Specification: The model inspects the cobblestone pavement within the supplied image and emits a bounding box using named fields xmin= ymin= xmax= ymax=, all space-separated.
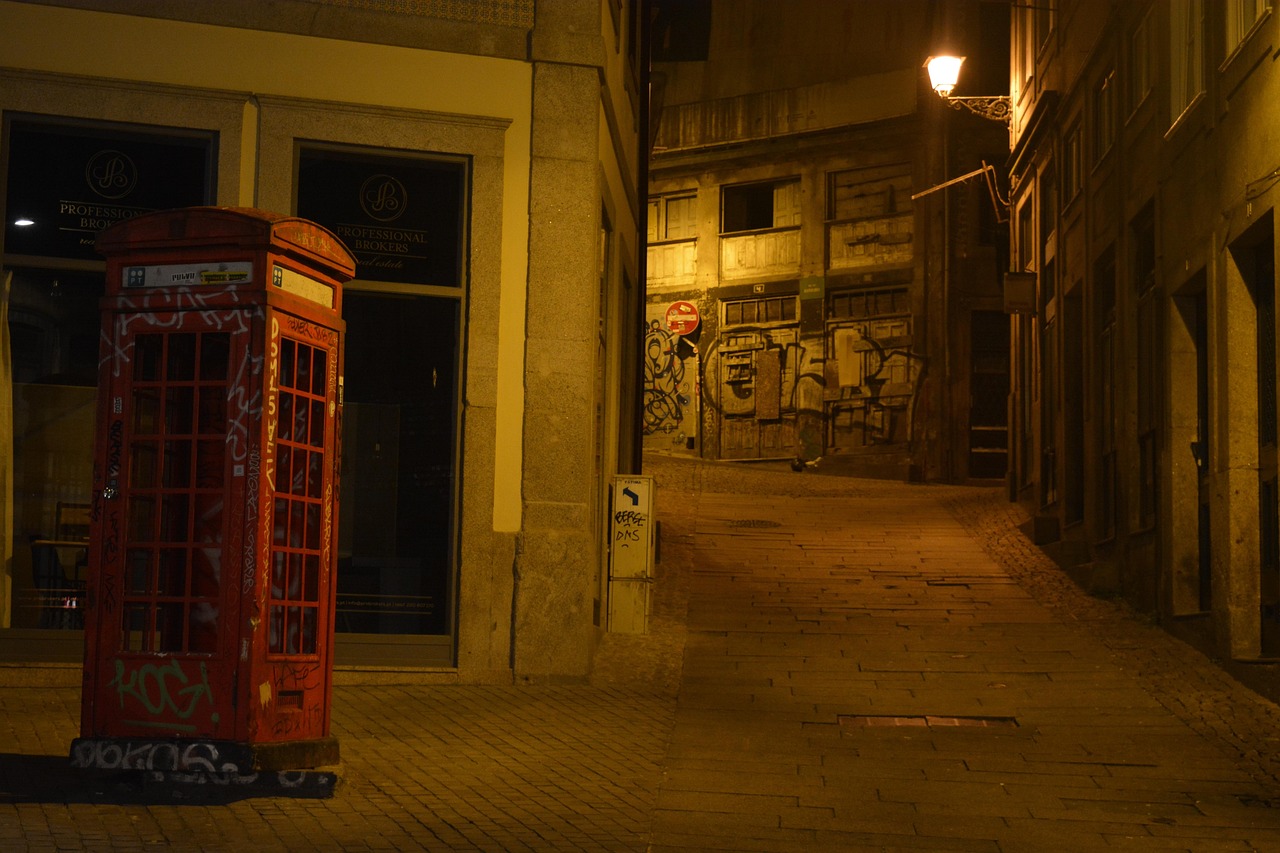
xmin=0 ymin=454 xmax=1277 ymax=851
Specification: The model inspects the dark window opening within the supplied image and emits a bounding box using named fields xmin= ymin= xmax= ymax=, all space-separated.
xmin=722 ymin=179 xmax=799 ymax=234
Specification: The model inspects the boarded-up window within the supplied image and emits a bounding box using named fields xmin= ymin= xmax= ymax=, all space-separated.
xmin=828 ymin=287 xmax=909 ymax=320
xmin=828 ymin=164 xmax=912 ymax=221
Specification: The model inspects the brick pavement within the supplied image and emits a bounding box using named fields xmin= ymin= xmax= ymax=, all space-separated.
xmin=0 ymin=455 xmax=1277 ymax=851
xmin=0 ymin=680 xmax=675 ymax=851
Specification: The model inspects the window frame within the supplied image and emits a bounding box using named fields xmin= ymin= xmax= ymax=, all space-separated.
xmin=1094 ymin=70 xmax=1116 ymax=164
xmin=720 ymin=178 xmax=801 ymax=236
xmin=722 ymin=294 xmax=798 ymax=328
xmin=1169 ymin=0 xmax=1205 ymax=129
xmin=1129 ymin=6 xmax=1155 ymax=117
xmin=1063 ymin=121 xmax=1083 ymax=205
xmin=648 ymin=192 xmax=697 ymax=243
xmin=1226 ymin=0 xmax=1270 ymax=57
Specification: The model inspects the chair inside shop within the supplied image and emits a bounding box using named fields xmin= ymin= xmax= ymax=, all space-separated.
xmin=29 ymin=501 xmax=90 ymax=629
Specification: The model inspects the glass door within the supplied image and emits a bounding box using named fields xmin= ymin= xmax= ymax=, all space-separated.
xmin=335 ymin=291 xmax=460 ymax=662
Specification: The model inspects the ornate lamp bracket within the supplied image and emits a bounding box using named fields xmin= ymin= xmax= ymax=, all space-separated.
xmin=944 ymin=95 xmax=1012 ymax=124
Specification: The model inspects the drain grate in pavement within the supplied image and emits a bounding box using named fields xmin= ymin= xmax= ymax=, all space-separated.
xmin=839 ymin=714 xmax=1019 ymax=729
xmin=727 ymin=519 xmax=782 ymax=528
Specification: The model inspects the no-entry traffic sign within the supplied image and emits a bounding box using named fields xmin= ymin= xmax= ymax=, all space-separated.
xmin=665 ymin=300 xmax=700 ymax=335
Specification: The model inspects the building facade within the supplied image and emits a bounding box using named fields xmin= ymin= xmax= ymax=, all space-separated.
xmin=1007 ymin=0 xmax=1280 ymax=697
xmin=643 ymin=0 xmax=1010 ymax=483
xmin=0 ymin=0 xmax=644 ymax=681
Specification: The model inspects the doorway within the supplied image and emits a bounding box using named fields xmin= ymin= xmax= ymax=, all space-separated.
xmin=336 ymin=291 xmax=460 ymax=664
xmin=969 ymin=311 xmax=1010 ymax=479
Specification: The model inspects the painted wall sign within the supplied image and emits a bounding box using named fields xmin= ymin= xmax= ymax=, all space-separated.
xmin=3 ymin=121 xmax=213 ymax=261
xmin=665 ymin=300 xmax=700 ymax=335
xmin=800 ymin=275 xmax=826 ymax=300
xmin=296 ymin=148 xmax=466 ymax=287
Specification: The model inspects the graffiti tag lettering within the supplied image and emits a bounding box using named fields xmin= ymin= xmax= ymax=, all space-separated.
xmin=109 ymin=658 xmax=216 ymax=724
xmin=643 ymin=319 xmax=687 ymax=435
xmin=613 ymin=509 xmax=646 ymax=545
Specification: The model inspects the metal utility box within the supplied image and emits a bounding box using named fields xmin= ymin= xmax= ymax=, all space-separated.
xmin=608 ymin=476 xmax=655 ymax=634
xmin=72 ymin=207 xmax=355 ymax=778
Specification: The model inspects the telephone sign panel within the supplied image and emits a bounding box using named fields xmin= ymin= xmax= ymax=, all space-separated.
xmin=73 ymin=208 xmax=354 ymax=778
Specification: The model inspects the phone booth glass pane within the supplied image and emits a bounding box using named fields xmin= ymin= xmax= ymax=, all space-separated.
xmin=269 ymin=336 xmax=329 ymax=656
xmin=120 ymin=330 xmax=230 ymax=654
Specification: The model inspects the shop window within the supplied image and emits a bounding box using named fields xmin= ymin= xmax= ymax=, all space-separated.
xmin=336 ymin=293 xmax=459 ymax=638
xmin=3 ymin=118 xmax=211 ymax=635
xmin=297 ymin=144 xmax=467 ymax=655
xmin=3 ymin=119 xmax=213 ymax=262
xmin=297 ymin=146 xmax=465 ymax=288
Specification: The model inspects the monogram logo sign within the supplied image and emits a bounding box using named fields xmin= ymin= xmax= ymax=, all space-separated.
xmin=4 ymin=122 xmax=211 ymax=261
xmin=298 ymin=149 xmax=465 ymax=288
xmin=85 ymin=149 xmax=139 ymax=200
xmin=359 ymin=174 xmax=407 ymax=222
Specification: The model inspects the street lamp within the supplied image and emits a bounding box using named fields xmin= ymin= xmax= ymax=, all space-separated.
xmin=925 ymin=55 xmax=1011 ymax=123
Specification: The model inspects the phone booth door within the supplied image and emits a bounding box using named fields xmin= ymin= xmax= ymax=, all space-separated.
xmin=90 ymin=317 xmax=253 ymax=740
xmin=260 ymin=315 xmax=340 ymax=691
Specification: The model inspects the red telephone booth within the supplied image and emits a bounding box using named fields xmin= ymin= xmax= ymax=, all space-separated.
xmin=71 ymin=208 xmax=354 ymax=780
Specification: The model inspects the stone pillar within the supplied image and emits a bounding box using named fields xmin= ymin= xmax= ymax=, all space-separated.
xmin=517 ymin=4 xmax=606 ymax=678
xmin=1214 ymin=250 xmax=1262 ymax=659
